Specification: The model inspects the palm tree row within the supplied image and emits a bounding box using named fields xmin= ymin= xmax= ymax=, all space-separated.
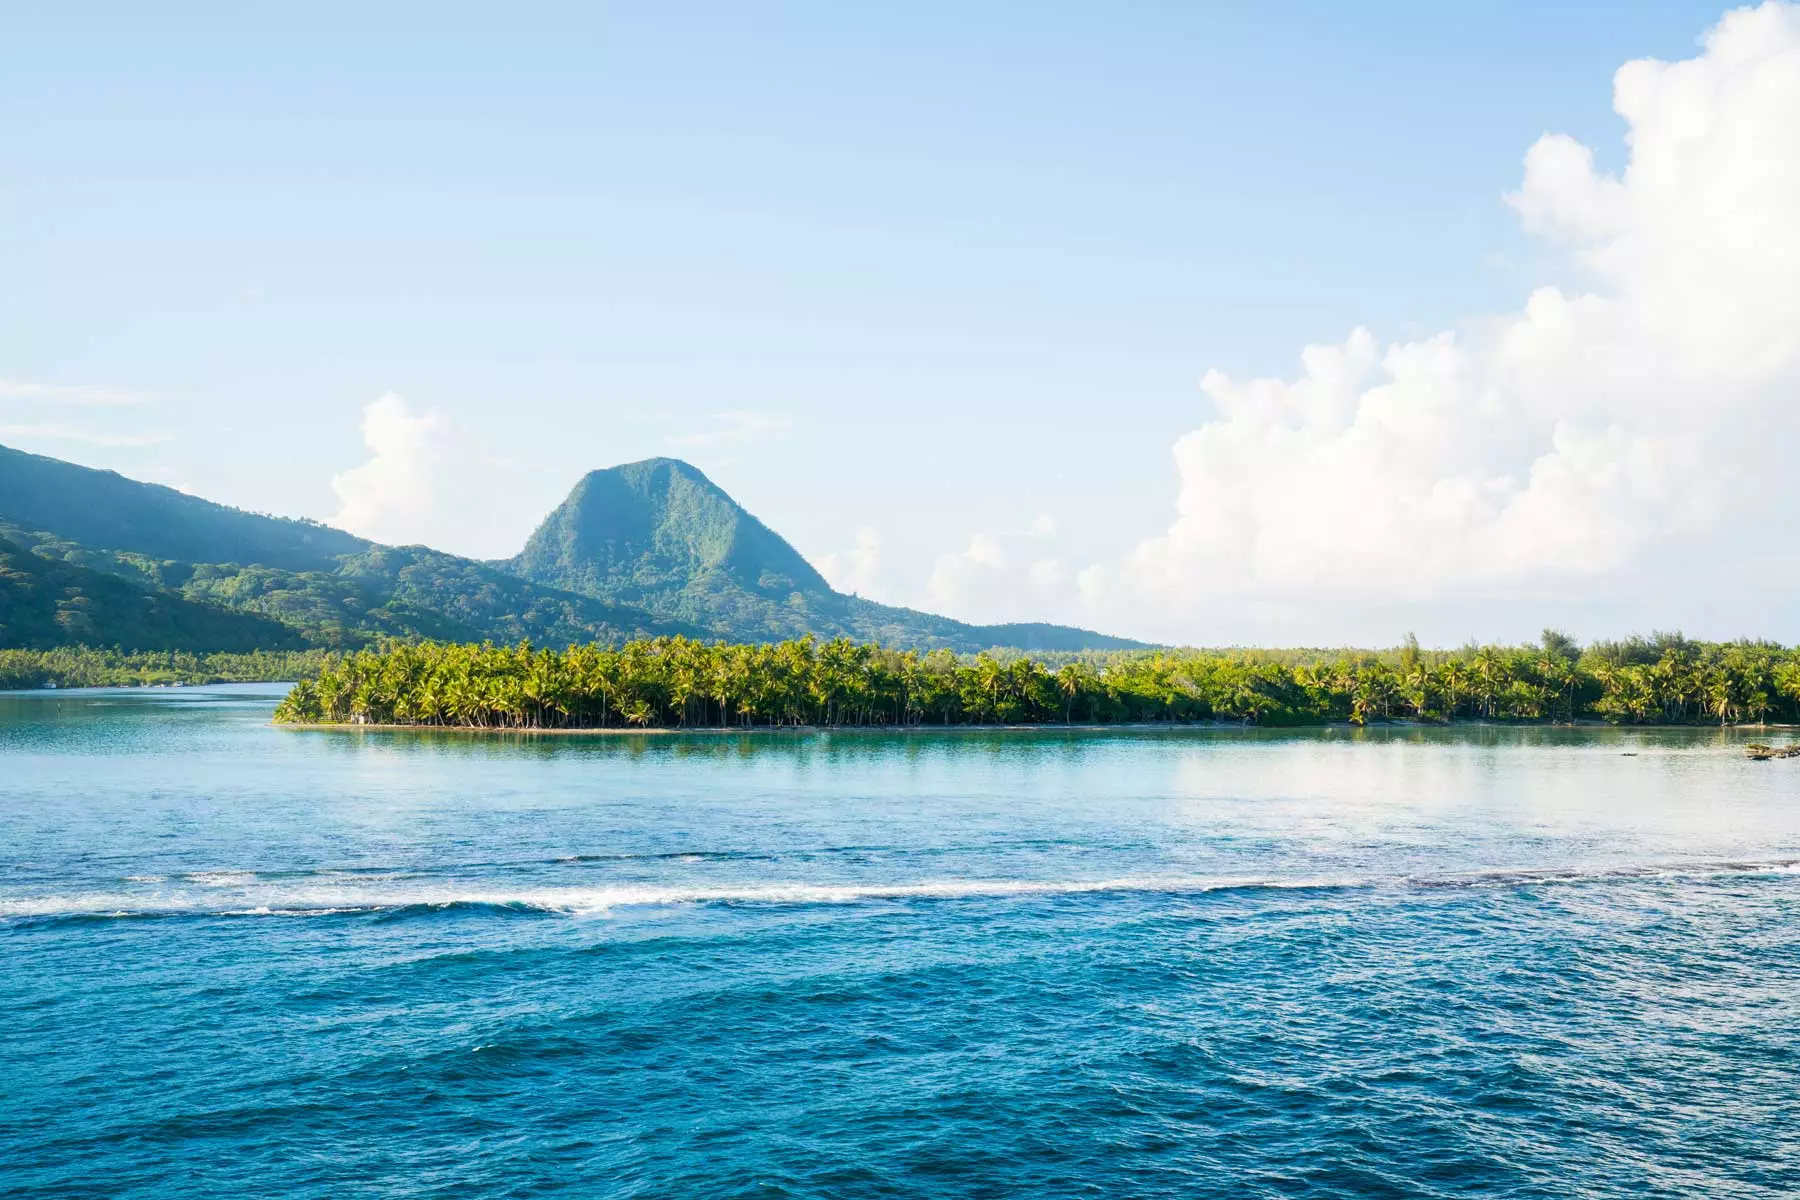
xmin=272 ymin=632 xmax=1800 ymax=729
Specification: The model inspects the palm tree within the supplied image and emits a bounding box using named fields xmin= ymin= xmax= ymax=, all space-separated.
xmin=1055 ymin=664 xmax=1086 ymax=723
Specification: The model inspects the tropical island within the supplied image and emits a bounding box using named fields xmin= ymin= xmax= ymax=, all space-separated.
xmin=268 ymin=631 xmax=1800 ymax=730
xmin=5 ymin=440 xmax=1800 ymax=728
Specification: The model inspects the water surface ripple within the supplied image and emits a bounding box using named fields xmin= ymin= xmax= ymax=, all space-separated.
xmin=3 ymin=686 xmax=1799 ymax=1197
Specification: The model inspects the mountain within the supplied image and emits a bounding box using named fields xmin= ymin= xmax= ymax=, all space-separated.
xmin=507 ymin=458 xmax=832 ymax=626
xmin=0 ymin=445 xmax=694 ymax=650
xmin=0 ymin=444 xmax=1145 ymax=654
xmin=501 ymin=457 xmax=1146 ymax=653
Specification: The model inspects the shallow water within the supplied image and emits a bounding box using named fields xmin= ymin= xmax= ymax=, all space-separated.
xmin=4 ymin=686 xmax=1800 ymax=1197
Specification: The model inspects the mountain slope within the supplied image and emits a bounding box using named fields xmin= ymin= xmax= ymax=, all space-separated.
xmin=0 ymin=446 xmax=696 ymax=649
xmin=511 ymin=457 xmax=831 ymax=602
xmin=0 ymin=536 xmax=307 ymax=651
xmin=503 ymin=458 xmax=1147 ymax=652
xmin=0 ymin=443 xmax=366 ymax=571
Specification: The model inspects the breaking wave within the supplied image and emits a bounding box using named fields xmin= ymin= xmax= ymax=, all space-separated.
xmin=4 ymin=858 xmax=1797 ymax=922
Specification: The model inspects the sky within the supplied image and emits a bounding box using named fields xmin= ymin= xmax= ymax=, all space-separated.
xmin=4 ymin=0 xmax=1796 ymax=647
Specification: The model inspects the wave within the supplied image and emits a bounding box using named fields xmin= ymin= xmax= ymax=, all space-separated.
xmin=4 ymin=858 xmax=1797 ymax=922
xmin=0 ymin=875 xmax=1321 ymax=921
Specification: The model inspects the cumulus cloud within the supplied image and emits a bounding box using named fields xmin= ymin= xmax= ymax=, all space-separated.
xmin=927 ymin=518 xmax=1068 ymax=622
xmin=329 ymin=393 xmax=560 ymax=557
xmin=330 ymin=394 xmax=451 ymax=544
xmin=817 ymin=526 xmax=884 ymax=595
xmin=1085 ymin=2 xmax=1800 ymax=643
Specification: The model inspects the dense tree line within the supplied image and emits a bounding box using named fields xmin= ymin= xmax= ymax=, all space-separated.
xmin=0 ymin=647 xmax=332 ymax=690
xmin=273 ymin=631 xmax=1800 ymax=729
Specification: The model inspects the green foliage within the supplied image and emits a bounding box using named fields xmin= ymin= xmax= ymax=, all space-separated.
xmin=0 ymin=537 xmax=307 ymax=651
xmin=272 ymin=634 xmax=1800 ymax=729
xmin=0 ymin=646 xmax=331 ymax=690
xmin=510 ymin=457 xmax=832 ymax=602
xmin=0 ymin=485 xmax=701 ymax=652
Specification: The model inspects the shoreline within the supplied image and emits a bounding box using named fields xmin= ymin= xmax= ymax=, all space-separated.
xmin=274 ymin=719 xmax=1800 ymax=736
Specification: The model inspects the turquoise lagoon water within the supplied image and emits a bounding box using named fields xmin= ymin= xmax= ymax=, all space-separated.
xmin=3 ymin=685 xmax=1800 ymax=1197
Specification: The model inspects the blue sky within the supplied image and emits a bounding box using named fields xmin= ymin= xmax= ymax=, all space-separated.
xmin=5 ymin=1 xmax=1791 ymax=645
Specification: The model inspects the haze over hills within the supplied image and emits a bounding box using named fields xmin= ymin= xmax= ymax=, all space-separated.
xmin=0 ymin=444 xmax=1145 ymax=654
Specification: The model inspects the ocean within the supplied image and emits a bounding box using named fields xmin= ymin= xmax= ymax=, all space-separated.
xmin=3 ymin=684 xmax=1799 ymax=1197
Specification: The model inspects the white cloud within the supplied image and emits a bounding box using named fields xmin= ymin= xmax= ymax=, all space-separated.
xmin=328 ymin=393 xmax=562 ymax=558
xmin=1081 ymin=2 xmax=1800 ymax=643
xmin=926 ymin=520 xmax=1068 ymax=622
xmin=0 ymin=422 xmax=170 ymax=446
xmin=330 ymin=394 xmax=449 ymax=544
xmin=817 ymin=525 xmax=884 ymax=595
xmin=666 ymin=410 xmax=793 ymax=449
xmin=0 ymin=379 xmax=150 ymax=405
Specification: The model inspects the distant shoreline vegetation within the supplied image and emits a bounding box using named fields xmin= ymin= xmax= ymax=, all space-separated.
xmin=0 ymin=647 xmax=332 ymax=691
xmin=268 ymin=632 xmax=1800 ymax=730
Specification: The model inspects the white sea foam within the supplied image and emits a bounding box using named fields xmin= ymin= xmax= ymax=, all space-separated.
xmin=3 ymin=859 xmax=1796 ymax=920
xmin=0 ymin=875 xmax=1327 ymax=919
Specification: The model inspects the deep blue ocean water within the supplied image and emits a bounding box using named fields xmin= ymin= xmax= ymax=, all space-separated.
xmin=4 ymin=685 xmax=1800 ymax=1198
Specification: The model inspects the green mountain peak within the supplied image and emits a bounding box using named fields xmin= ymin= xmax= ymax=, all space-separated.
xmin=509 ymin=457 xmax=832 ymax=603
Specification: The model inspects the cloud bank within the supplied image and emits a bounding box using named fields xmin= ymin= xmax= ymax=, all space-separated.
xmin=1077 ymin=2 xmax=1800 ymax=643
xmin=329 ymin=394 xmax=560 ymax=558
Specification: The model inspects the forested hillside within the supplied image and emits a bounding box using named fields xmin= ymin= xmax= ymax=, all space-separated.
xmin=0 ymin=444 xmax=1144 ymax=655
xmin=0 ymin=443 xmax=365 ymax=570
xmin=0 ymin=536 xmax=306 ymax=651
xmin=0 ymin=447 xmax=700 ymax=651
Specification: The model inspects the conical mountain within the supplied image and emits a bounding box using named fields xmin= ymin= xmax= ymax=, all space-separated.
xmin=503 ymin=458 xmax=1148 ymax=652
xmin=509 ymin=457 xmax=832 ymax=605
